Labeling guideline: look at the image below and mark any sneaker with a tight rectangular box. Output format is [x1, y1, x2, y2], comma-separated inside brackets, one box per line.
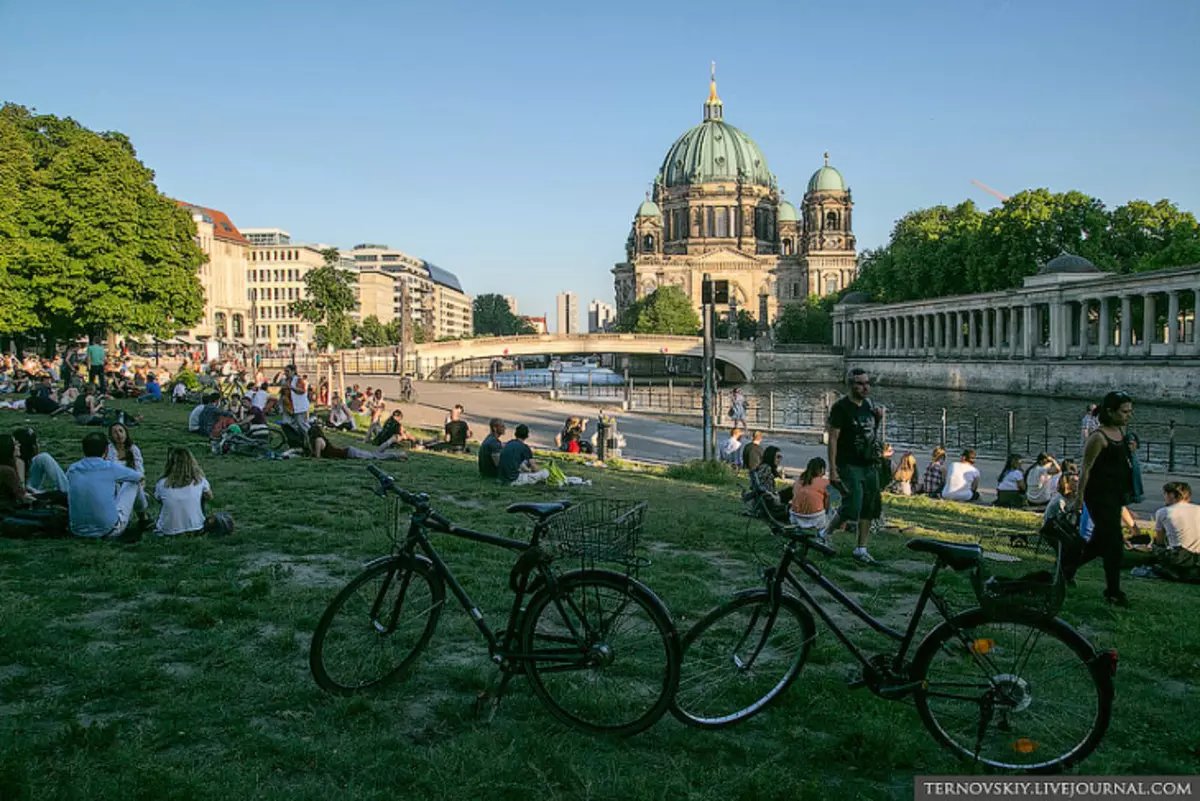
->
[852, 549, 878, 566]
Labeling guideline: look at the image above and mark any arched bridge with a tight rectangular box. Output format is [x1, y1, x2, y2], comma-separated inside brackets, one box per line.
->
[412, 334, 756, 382]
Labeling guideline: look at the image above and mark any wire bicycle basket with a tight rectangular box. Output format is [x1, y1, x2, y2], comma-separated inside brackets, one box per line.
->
[541, 499, 649, 571]
[970, 526, 1067, 616]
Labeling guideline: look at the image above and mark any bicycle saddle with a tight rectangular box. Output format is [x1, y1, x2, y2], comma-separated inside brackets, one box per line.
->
[906, 539, 982, 572]
[506, 501, 572, 520]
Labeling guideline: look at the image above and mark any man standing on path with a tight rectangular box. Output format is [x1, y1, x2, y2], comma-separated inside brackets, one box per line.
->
[822, 368, 884, 565]
[85, 337, 107, 393]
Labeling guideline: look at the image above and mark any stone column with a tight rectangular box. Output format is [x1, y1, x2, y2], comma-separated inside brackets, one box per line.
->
[1167, 290, 1180, 355]
[1194, 289, 1200, 346]
[967, 309, 978, 355]
[883, 317, 891, 354]
[1009, 307, 1020, 358]
[992, 308, 1002, 353]
[1098, 297, 1110, 357]
[1119, 295, 1132, 356]
[1143, 293, 1156, 355]
[1023, 304, 1035, 358]
[907, 316, 915, 355]
[1077, 299, 1089, 357]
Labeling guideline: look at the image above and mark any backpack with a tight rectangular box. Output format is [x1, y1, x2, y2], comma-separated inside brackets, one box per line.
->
[1, 506, 69, 539]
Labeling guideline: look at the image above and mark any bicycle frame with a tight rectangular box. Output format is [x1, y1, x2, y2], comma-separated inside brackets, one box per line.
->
[769, 540, 953, 681]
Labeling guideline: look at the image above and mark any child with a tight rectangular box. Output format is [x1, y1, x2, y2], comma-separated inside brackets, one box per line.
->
[790, 457, 831, 534]
[154, 447, 213, 536]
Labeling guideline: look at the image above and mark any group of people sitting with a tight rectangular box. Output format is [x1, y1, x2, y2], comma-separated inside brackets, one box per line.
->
[478, 420, 548, 484]
[0, 425, 219, 539]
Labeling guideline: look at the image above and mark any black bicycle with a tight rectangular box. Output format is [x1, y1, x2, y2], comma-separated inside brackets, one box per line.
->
[309, 466, 681, 737]
[670, 498, 1117, 772]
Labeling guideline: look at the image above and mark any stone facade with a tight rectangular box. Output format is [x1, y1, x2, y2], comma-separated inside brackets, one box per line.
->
[179, 203, 251, 345]
[246, 240, 325, 348]
[614, 72, 855, 325]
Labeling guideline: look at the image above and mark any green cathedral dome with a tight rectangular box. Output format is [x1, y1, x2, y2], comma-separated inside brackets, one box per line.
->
[807, 155, 847, 193]
[657, 74, 774, 189]
[777, 200, 799, 222]
[636, 199, 662, 217]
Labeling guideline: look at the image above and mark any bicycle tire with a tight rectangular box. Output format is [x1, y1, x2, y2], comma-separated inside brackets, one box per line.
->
[912, 607, 1113, 773]
[266, 428, 286, 452]
[520, 569, 680, 737]
[670, 590, 815, 729]
[309, 555, 445, 695]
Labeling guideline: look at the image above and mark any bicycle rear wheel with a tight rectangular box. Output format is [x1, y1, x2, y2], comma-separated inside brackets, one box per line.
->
[671, 590, 815, 729]
[520, 570, 680, 737]
[913, 608, 1113, 772]
[266, 427, 286, 452]
[310, 555, 444, 695]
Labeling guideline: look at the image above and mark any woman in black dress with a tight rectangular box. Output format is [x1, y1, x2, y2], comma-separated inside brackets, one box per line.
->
[1075, 391, 1136, 606]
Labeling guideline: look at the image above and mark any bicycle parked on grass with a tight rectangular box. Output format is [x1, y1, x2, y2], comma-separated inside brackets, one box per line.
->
[309, 466, 681, 737]
[671, 490, 1117, 772]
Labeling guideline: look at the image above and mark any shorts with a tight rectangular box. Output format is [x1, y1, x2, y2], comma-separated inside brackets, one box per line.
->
[836, 462, 881, 522]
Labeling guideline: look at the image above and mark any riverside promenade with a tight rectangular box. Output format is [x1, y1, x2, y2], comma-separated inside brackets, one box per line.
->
[374, 378, 1177, 520]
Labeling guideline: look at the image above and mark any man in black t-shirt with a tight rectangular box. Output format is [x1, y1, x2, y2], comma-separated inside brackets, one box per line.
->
[498, 424, 540, 484]
[478, 419, 505, 478]
[823, 368, 884, 565]
[428, 404, 473, 452]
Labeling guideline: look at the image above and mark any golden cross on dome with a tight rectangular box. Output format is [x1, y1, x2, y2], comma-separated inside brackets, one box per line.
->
[824, 152, 830, 166]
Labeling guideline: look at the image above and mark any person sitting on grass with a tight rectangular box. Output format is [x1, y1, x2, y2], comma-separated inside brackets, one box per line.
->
[309, 424, 409, 462]
[1141, 482, 1200, 583]
[72, 385, 107, 426]
[153, 447, 213, 537]
[994, 453, 1027, 509]
[26, 376, 59, 415]
[195, 393, 232, 438]
[328, 393, 356, 432]
[721, 427, 744, 469]
[234, 397, 270, 440]
[891, 452, 918, 496]
[1024, 452, 1061, 509]
[0, 434, 34, 513]
[11, 427, 69, 497]
[66, 432, 146, 539]
[497, 424, 547, 484]
[1042, 472, 1078, 527]
[917, 446, 947, 498]
[790, 457, 831, 533]
[426, 404, 472, 453]
[373, 409, 417, 452]
[478, 419, 505, 479]
[941, 449, 981, 503]
[750, 446, 793, 522]
[171, 378, 189, 404]
[137, 373, 163, 403]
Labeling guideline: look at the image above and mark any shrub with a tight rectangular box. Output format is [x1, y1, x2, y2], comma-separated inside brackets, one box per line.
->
[173, 368, 201, 391]
[664, 459, 738, 486]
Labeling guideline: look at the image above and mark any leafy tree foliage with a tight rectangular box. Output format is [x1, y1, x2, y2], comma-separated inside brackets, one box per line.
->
[292, 248, 358, 349]
[473, 294, 533, 336]
[615, 286, 701, 335]
[0, 104, 206, 348]
[774, 295, 835, 344]
[854, 190, 1200, 303]
[715, 309, 758, 340]
[410, 321, 426, 344]
[356, 315, 393, 347]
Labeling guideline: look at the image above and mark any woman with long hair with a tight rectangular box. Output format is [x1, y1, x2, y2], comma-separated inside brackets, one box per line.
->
[891, 452, 918, 496]
[106, 421, 148, 522]
[154, 447, 213, 536]
[1076, 391, 1136, 606]
[310, 424, 408, 461]
[995, 453, 1026, 508]
[12, 427, 69, 494]
[750, 445, 792, 521]
[790, 457, 831, 532]
[918, 446, 948, 497]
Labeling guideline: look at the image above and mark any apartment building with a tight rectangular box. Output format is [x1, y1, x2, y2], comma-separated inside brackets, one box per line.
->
[178, 202, 251, 345]
[243, 229, 327, 348]
[588, 299, 616, 332]
[556, 291, 579, 334]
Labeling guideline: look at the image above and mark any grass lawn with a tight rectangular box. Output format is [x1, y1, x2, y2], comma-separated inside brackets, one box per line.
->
[0, 401, 1196, 801]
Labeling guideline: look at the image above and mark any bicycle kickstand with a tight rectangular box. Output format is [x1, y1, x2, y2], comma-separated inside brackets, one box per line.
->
[472, 671, 515, 724]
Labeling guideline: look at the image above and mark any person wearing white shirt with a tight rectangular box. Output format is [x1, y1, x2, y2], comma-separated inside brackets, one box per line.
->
[721, 428, 744, 468]
[171, 381, 188, 403]
[66, 433, 144, 538]
[941, 449, 982, 502]
[282, 365, 310, 432]
[1025, 452, 1061, 507]
[249, 384, 269, 411]
[188, 401, 206, 433]
[1154, 482, 1200, 554]
[154, 447, 213, 536]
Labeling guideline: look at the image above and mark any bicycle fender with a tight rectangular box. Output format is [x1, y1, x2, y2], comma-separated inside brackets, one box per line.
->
[362, 553, 435, 572]
[553, 568, 681, 640]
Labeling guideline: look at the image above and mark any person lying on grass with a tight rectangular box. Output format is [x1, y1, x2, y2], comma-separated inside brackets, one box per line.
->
[309, 424, 409, 462]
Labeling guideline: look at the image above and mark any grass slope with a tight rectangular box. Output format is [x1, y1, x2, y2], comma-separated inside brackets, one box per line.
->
[0, 402, 1196, 801]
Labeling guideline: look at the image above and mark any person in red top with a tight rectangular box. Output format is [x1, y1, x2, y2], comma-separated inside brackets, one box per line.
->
[790, 457, 832, 535]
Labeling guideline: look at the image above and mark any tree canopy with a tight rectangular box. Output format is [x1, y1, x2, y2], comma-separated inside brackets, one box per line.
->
[854, 190, 1200, 303]
[615, 286, 701, 335]
[473, 294, 533, 336]
[774, 295, 835, 344]
[715, 309, 758, 340]
[0, 103, 207, 347]
[292, 248, 358, 349]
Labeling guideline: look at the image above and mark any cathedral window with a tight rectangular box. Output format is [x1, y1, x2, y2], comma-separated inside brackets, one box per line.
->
[826, 210, 839, 230]
[826, 277, 838, 295]
[792, 282, 799, 298]
[643, 234, 655, 252]
[715, 207, 728, 237]
[782, 239, 792, 255]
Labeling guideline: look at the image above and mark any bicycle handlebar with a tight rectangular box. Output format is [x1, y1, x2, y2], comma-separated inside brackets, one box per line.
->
[366, 465, 453, 533]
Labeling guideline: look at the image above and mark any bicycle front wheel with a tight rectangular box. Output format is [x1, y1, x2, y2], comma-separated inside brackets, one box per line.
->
[266, 428, 286, 452]
[671, 590, 815, 729]
[913, 608, 1113, 772]
[520, 570, 680, 737]
[309, 555, 445, 695]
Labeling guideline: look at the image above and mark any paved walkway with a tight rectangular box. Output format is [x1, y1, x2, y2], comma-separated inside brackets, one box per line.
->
[365, 378, 1176, 521]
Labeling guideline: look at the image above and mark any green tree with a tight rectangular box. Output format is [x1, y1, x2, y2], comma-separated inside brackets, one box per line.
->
[473, 293, 533, 336]
[715, 309, 758, 340]
[0, 104, 206, 350]
[615, 286, 701, 335]
[292, 248, 358, 349]
[774, 295, 835, 344]
[411, 320, 426, 344]
[357, 314, 392, 346]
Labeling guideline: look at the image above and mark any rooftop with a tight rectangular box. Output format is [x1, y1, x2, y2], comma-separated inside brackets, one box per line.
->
[177, 201, 249, 245]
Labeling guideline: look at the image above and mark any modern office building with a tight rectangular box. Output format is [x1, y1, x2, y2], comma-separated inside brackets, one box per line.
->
[556, 291, 579, 335]
[342, 244, 472, 340]
[241, 227, 292, 247]
[588, 300, 616, 332]
[177, 202, 251, 346]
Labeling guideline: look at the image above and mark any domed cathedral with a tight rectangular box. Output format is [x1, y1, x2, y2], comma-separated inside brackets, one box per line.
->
[613, 67, 856, 325]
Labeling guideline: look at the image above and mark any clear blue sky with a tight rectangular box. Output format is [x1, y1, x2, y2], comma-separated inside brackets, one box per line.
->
[3, 0, 1198, 330]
